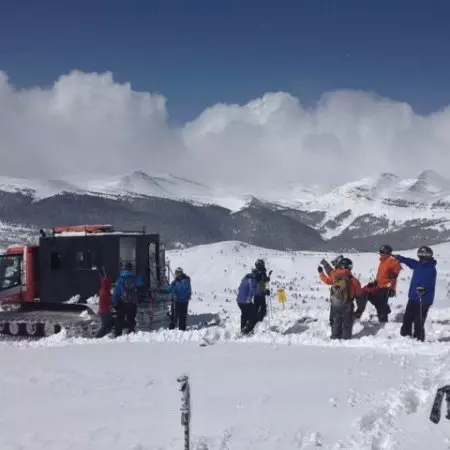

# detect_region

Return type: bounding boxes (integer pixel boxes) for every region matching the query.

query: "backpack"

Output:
[330,272,352,308]
[254,269,269,295]
[120,276,139,303]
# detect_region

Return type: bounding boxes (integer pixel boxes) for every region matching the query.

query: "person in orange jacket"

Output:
[364,244,402,322]
[318,257,363,339]
[318,255,343,327]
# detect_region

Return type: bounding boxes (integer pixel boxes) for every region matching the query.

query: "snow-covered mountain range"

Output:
[1,169,450,251]
[288,170,450,239]
[0,171,248,211]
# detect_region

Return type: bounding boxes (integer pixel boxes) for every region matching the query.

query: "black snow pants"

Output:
[331,296,364,327]
[238,303,257,334]
[330,301,354,339]
[254,295,267,322]
[169,301,189,331]
[96,312,114,338]
[400,300,431,342]
[114,301,138,336]
[367,288,392,322]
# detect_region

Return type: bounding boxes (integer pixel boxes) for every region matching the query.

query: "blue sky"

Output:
[1,0,450,125]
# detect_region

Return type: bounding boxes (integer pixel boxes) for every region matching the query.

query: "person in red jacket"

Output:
[96,270,114,338]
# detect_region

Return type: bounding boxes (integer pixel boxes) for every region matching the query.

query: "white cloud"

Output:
[1,69,450,194]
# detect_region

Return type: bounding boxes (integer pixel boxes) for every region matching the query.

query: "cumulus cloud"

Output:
[1,69,450,194]
[0,71,182,180]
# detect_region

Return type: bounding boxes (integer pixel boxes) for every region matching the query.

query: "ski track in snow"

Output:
[339,351,450,450]
[3,306,450,449]
[2,240,450,449]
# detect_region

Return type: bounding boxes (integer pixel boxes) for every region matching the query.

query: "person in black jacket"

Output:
[253,259,272,322]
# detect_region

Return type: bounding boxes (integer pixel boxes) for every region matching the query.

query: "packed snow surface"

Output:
[2,241,450,449]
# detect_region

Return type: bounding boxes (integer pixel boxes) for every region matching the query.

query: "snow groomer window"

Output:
[0,255,21,290]
[119,237,136,271]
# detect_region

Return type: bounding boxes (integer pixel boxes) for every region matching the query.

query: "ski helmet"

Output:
[331,254,344,267]
[124,261,134,271]
[255,259,265,270]
[336,257,353,270]
[417,246,433,259]
[175,267,184,277]
[379,244,393,255]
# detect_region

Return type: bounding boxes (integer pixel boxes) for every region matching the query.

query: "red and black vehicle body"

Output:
[0,225,171,338]
[0,244,39,303]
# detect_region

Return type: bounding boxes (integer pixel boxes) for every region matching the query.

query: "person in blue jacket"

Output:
[236,271,258,334]
[112,261,145,336]
[162,267,192,330]
[394,246,437,342]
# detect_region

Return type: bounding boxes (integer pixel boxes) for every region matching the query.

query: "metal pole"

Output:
[267,284,274,321]
[177,375,190,450]
[417,288,425,341]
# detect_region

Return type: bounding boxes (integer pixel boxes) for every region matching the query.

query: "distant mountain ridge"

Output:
[1,169,450,252]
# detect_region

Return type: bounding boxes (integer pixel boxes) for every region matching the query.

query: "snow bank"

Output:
[1,341,449,449]
[1,240,450,449]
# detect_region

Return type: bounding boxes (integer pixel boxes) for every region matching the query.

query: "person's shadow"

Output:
[187,313,221,330]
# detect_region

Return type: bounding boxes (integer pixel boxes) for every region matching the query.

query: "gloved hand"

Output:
[388,289,396,298]
[416,286,425,296]
[264,289,270,296]
[366,281,377,288]
[318,266,323,273]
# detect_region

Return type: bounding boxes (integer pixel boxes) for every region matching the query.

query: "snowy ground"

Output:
[2,241,450,449]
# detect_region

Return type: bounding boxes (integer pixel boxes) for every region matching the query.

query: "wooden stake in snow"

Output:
[177,375,191,450]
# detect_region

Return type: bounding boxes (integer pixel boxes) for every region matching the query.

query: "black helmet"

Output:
[331,254,344,267]
[124,261,134,271]
[336,257,353,270]
[417,246,433,259]
[255,259,265,270]
[379,244,393,255]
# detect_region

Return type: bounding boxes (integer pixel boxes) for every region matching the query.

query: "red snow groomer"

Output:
[0,224,171,338]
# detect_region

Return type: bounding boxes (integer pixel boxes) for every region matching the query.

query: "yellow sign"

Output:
[277,288,287,303]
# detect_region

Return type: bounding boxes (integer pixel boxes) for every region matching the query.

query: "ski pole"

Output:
[268,291,273,323]
[416,287,425,341]
[268,270,273,320]
[267,285,272,320]
[177,375,191,450]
